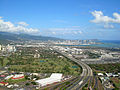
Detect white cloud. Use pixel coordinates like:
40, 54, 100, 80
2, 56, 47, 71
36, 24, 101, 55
17, 22, 29, 26
91, 10, 120, 24
72, 31, 82, 34
0, 17, 39, 34
113, 13, 120, 23
46, 27, 83, 35
51, 32, 56, 35
73, 31, 78, 34
0, 17, 2, 19
0, 17, 83, 36
104, 24, 114, 29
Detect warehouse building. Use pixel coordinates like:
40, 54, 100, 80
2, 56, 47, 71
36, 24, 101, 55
35, 73, 63, 87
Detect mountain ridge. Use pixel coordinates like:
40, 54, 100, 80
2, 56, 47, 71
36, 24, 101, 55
0, 31, 63, 44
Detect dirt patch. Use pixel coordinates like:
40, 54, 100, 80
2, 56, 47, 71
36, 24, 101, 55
111, 77, 119, 83
98, 79, 104, 90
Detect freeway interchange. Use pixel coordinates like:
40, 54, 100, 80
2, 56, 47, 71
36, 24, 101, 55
52, 47, 93, 90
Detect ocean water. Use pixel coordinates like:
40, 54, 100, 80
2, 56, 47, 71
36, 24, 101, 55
61, 40, 120, 48
90, 43, 120, 48
101, 40, 120, 45
94, 40, 120, 48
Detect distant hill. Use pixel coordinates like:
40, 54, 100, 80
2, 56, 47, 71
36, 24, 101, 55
0, 32, 62, 44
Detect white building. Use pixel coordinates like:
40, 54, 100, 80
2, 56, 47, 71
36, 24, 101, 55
34, 53, 40, 58
105, 73, 113, 77
35, 73, 63, 87
7, 85, 13, 88
11, 74, 24, 80
0, 45, 1, 50
1, 46, 6, 52
7, 44, 16, 52
97, 73, 104, 76
5, 75, 14, 80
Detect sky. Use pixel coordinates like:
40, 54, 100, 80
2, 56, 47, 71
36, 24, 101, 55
0, 0, 120, 40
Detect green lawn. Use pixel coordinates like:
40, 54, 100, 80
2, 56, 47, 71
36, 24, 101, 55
5, 78, 26, 84
5, 47, 81, 76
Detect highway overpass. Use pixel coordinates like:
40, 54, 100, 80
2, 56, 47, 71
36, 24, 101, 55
52, 47, 93, 90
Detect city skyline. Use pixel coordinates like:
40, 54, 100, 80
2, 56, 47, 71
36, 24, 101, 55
0, 0, 120, 40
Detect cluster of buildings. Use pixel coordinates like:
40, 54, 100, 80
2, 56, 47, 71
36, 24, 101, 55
0, 72, 24, 88
52, 46, 83, 55
0, 82, 19, 88
50, 40, 98, 45
5, 74, 24, 80
0, 44, 16, 52
82, 52, 120, 64
53, 46, 120, 64
0, 69, 70, 89
97, 72, 120, 89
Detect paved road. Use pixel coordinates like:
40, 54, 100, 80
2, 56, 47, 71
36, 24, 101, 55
52, 47, 93, 90
94, 76, 98, 89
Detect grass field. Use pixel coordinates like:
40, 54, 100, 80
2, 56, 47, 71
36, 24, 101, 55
6, 78, 26, 84
1, 47, 81, 76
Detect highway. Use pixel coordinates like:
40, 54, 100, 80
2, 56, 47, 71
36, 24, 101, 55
52, 47, 93, 90
94, 76, 98, 89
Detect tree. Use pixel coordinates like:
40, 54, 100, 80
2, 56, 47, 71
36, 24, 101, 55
31, 82, 37, 85
3, 58, 9, 67
25, 83, 30, 86
63, 65, 70, 72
